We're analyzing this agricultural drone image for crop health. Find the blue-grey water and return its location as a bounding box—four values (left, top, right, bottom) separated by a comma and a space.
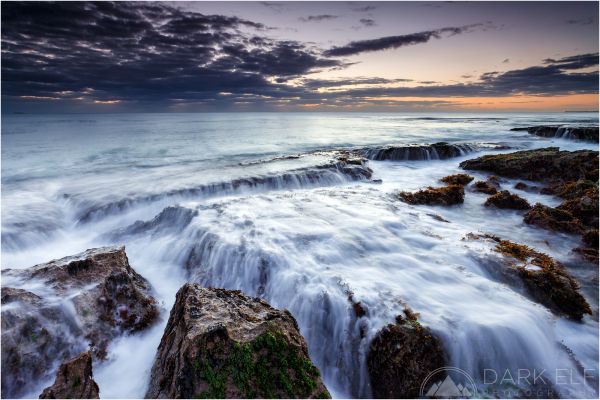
1, 112, 598, 398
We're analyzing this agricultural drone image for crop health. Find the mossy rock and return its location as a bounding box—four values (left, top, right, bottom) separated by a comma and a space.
146, 284, 329, 399
439, 173, 474, 186
484, 190, 531, 210
398, 185, 464, 206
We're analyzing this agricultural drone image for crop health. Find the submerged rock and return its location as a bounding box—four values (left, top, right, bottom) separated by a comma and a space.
439, 173, 474, 186
472, 176, 500, 195
474, 235, 592, 320
484, 190, 531, 210
367, 307, 446, 398
523, 203, 583, 234
514, 181, 539, 193
359, 142, 475, 161
511, 126, 599, 142
1, 246, 159, 398
460, 147, 598, 182
398, 185, 464, 206
145, 284, 329, 399
39, 351, 99, 399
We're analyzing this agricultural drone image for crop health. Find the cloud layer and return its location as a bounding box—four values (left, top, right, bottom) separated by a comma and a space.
1, 2, 598, 111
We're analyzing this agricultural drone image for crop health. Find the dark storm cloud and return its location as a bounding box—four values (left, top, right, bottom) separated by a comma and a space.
299, 15, 338, 22
323, 24, 483, 56
359, 18, 376, 27
323, 53, 599, 99
543, 53, 599, 70
351, 5, 376, 12
1, 2, 598, 112
1, 1, 342, 106
566, 17, 594, 25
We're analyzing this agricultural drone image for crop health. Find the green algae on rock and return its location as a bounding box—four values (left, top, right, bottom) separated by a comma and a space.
145, 284, 329, 399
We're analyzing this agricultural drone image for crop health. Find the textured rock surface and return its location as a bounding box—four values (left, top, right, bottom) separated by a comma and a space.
367, 308, 446, 399
469, 234, 592, 320
39, 351, 99, 399
398, 185, 464, 206
511, 126, 599, 142
472, 176, 501, 195
523, 203, 583, 234
484, 190, 531, 210
146, 283, 329, 399
1, 246, 159, 398
439, 173, 474, 186
460, 147, 598, 182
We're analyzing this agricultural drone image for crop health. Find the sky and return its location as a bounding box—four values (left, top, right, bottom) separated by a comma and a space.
1, 1, 599, 113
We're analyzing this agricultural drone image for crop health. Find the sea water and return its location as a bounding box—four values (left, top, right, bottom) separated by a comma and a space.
1, 112, 598, 398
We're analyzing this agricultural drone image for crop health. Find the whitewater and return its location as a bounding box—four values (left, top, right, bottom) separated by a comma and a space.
1, 112, 598, 398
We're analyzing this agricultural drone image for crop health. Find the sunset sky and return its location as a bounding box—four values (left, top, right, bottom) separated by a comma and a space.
2, 1, 598, 113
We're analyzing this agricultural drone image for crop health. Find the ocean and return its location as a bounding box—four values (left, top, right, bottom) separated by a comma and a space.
1, 112, 598, 398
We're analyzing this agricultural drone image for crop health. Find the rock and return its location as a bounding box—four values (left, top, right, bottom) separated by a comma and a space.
1, 246, 159, 398
367, 307, 446, 398
358, 142, 476, 161
39, 351, 99, 399
510, 126, 599, 142
483, 236, 591, 320
398, 185, 464, 206
459, 147, 598, 182
523, 203, 583, 234
556, 185, 599, 229
145, 284, 329, 399
583, 229, 599, 249
514, 182, 539, 192
484, 190, 531, 210
472, 176, 500, 195
439, 173, 474, 186
573, 247, 599, 264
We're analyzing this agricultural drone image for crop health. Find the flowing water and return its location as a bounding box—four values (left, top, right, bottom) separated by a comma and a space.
1, 112, 598, 398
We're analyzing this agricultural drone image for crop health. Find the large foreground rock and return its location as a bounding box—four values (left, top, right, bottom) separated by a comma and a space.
1, 246, 159, 398
367, 308, 446, 398
145, 284, 329, 399
39, 351, 99, 399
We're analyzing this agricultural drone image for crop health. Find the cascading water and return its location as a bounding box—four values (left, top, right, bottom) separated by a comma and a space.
1, 112, 598, 399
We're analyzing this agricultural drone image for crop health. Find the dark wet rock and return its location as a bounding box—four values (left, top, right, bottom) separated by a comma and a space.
114, 206, 198, 237
583, 229, 599, 249
398, 185, 464, 206
514, 182, 540, 192
145, 284, 329, 399
573, 247, 599, 265
484, 190, 531, 210
367, 307, 446, 398
472, 176, 500, 195
1, 246, 159, 398
359, 142, 476, 161
470, 235, 592, 320
39, 351, 99, 399
427, 213, 450, 223
511, 126, 599, 142
460, 147, 598, 182
439, 173, 474, 186
523, 203, 583, 234
556, 185, 599, 229
574, 229, 600, 264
